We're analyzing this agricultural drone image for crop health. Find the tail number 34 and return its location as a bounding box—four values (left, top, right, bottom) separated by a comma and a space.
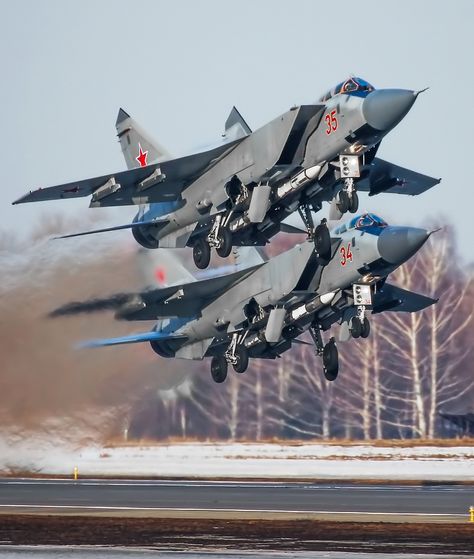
340, 243, 353, 266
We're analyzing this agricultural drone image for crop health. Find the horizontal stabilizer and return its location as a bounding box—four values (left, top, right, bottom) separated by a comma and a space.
50, 262, 262, 321
54, 219, 168, 240
279, 222, 307, 235
358, 158, 441, 197
373, 283, 437, 314
78, 330, 186, 349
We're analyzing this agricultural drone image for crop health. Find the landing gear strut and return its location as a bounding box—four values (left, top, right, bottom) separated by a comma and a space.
309, 325, 339, 381
210, 332, 251, 382
207, 213, 234, 260
225, 332, 250, 373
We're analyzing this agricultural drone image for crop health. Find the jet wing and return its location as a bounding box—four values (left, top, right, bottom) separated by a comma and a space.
50, 264, 262, 321
357, 158, 441, 197
372, 283, 437, 314
13, 140, 242, 208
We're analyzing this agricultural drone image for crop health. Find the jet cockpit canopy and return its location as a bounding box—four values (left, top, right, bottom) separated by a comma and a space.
333, 213, 388, 235
319, 77, 375, 102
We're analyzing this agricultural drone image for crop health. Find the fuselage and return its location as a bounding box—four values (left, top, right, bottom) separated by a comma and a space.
154, 214, 429, 360
136, 78, 419, 250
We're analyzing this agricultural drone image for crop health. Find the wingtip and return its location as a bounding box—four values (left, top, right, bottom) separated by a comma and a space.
116, 107, 131, 125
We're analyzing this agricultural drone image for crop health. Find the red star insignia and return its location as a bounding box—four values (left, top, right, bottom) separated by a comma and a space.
154, 267, 166, 284
136, 144, 148, 167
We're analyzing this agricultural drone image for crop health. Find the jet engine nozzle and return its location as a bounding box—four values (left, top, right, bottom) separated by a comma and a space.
362, 89, 417, 131
377, 226, 429, 265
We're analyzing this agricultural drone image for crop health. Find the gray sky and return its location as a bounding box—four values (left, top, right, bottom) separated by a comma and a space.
2, 0, 473, 257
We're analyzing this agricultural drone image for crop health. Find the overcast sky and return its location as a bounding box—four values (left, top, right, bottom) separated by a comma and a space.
2, 0, 473, 258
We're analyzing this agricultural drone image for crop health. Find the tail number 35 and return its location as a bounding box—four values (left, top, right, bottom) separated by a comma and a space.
325, 110, 338, 135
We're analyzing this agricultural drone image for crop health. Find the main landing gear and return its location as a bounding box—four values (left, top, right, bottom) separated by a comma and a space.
210, 332, 250, 382
298, 205, 331, 263
193, 214, 234, 269
309, 325, 339, 381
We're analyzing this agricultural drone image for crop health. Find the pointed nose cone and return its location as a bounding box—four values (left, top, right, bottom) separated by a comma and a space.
363, 89, 418, 131
378, 226, 430, 265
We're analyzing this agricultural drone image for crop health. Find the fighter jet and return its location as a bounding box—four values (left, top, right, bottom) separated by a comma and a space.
50, 211, 437, 382
14, 77, 440, 269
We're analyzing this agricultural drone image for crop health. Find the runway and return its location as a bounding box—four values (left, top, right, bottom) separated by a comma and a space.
0, 479, 472, 521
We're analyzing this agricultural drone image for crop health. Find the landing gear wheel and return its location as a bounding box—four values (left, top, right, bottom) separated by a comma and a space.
323, 338, 339, 381
336, 190, 350, 214
233, 345, 249, 374
349, 192, 359, 214
193, 238, 211, 269
211, 356, 228, 383
216, 227, 233, 258
350, 316, 362, 339
360, 318, 371, 339
314, 223, 331, 261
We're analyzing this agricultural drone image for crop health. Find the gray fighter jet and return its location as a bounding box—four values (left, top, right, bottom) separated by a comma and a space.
14, 77, 440, 269
51, 211, 437, 382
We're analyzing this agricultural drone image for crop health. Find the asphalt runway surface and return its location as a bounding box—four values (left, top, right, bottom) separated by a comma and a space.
0, 549, 465, 559
0, 479, 472, 520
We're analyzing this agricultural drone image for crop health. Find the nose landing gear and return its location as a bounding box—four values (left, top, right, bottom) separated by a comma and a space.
336, 154, 361, 215
337, 178, 359, 215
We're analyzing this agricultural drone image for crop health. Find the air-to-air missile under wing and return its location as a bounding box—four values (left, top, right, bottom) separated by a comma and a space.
14, 77, 440, 269
50, 212, 437, 383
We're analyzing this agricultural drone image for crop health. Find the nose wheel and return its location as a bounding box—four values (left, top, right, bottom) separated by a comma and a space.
349, 315, 370, 339
337, 178, 359, 215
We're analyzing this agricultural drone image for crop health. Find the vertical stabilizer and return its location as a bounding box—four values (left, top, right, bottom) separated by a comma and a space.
116, 108, 171, 170
136, 249, 195, 288
224, 106, 252, 141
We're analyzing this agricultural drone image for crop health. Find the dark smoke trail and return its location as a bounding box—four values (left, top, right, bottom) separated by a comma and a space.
48, 293, 132, 317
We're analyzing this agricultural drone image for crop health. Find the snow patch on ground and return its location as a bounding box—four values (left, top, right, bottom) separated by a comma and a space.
0, 438, 473, 481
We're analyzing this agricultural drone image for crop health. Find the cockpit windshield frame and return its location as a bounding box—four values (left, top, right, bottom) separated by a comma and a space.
333, 213, 388, 235
319, 77, 375, 103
